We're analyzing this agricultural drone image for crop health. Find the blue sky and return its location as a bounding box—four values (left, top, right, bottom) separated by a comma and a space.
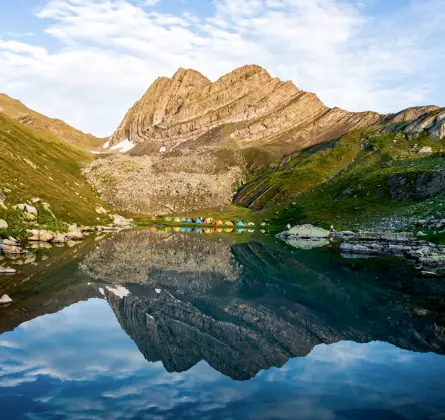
0, 0, 444, 136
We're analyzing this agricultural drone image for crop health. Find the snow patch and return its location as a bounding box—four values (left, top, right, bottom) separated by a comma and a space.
106, 285, 130, 298
110, 139, 135, 153
103, 140, 110, 149
159, 146, 166, 153
90, 151, 105, 155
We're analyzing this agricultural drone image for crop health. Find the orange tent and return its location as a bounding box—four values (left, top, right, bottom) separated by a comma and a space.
151, 216, 156, 221
225, 221, 234, 226
213, 220, 224, 226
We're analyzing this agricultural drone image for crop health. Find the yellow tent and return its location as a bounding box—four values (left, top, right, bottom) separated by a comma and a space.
174, 217, 181, 223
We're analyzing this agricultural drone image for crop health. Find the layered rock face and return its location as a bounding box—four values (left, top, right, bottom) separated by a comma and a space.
88, 65, 383, 214
110, 65, 381, 158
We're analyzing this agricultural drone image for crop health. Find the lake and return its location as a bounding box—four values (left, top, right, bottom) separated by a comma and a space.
1, 229, 445, 419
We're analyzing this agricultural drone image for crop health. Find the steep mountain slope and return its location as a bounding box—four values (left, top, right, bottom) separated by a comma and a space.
0, 114, 111, 228
242, 109, 445, 229
0, 93, 103, 151
87, 65, 384, 215
111, 65, 381, 163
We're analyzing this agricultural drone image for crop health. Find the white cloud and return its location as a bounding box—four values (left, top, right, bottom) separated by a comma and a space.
0, 0, 444, 136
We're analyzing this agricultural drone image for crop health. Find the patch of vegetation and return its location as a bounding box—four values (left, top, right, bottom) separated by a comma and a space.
0, 114, 111, 226
252, 131, 445, 230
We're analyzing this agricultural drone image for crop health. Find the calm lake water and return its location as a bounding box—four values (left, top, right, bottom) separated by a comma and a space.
1, 229, 445, 419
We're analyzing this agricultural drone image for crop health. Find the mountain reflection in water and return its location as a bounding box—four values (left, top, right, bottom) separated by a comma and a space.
1, 229, 445, 419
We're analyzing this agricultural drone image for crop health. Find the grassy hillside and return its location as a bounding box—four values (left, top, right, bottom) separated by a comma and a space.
0, 93, 104, 151
236, 128, 445, 230
0, 114, 111, 231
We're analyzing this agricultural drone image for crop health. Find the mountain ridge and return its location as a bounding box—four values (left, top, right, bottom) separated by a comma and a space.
0, 93, 103, 152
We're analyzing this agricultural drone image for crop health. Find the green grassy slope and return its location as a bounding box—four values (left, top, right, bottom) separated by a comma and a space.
236, 128, 445, 230
0, 93, 104, 151
0, 114, 111, 229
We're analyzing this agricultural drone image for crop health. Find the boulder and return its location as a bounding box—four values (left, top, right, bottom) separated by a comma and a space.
0, 219, 8, 229
67, 231, 84, 240
418, 146, 433, 154
0, 245, 23, 254
52, 234, 67, 243
95, 205, 108, 214
340, 243, 375, 254
279, 224, 329, 239
68, 224, 78, 232
0, 294, 13, 304
31, 197, 41, 203
17, 203, 37, 215
39, 231, 54, 242
112, 214, 133, 228
284, 238, 329, 250
0, 267, 16, 274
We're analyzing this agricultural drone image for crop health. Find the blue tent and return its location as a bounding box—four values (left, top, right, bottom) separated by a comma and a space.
236, 221, 244, 227
181, 217, 187, 222
196, 218, 203, 224
187, 218, 193, 223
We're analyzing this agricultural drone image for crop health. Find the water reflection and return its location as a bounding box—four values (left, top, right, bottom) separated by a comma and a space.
1, 229, 445, 419
79, 230, 445, 380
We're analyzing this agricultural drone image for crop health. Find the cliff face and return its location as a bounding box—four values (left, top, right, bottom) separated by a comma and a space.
110, 65, 381, 159
86, 65, 384, 214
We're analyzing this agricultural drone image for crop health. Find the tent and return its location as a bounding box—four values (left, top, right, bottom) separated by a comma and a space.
204, 218, 213, 224
247, 222, 255, 226
165, 217, 172, 221
260, 222, 267, 227
196, 218, 203, 224
213, 220, 223, 226
225, 221, 234, 226
181, 217, 187, 222
151, 216, 156, 221
187, 218, 193, 223
236, 221, 244, 227
174, 217, 181, 223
